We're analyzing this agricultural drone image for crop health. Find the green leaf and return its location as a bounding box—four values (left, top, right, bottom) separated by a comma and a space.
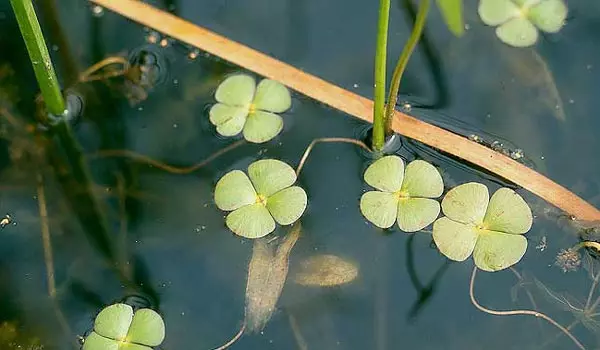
209, 103, 248, 137
401, 160, 444, 198
248, 159, 296, 197
214, 170, 257, 211
436, 0, 464, 36
94, 304, 133, 341
397, 198, 440, 232
126, 309, 165, 347
120, 343, 153, 350
496, 17, 539, 47
473, 230, 527, 271
226, 203, 276, 239
528, 0, 567, 33
253, 79, 292, 113
83, 332, 119, 350
441, 182, 489, 225
266, 186, 308, 225
360, 191, 398, 229
363, 155, 404, 193
432, 216, 478, 261
483, 187, 532, 234
243, 110, 284, 143
215, 74, 256, 106
478, 0, 520, 26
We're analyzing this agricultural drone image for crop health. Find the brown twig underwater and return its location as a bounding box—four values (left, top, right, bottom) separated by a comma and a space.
210, 320, 246, 350
295, 137, 371, 176
89, 140, 246, 174
469, 267, 585, 350
79, 56, 129, 82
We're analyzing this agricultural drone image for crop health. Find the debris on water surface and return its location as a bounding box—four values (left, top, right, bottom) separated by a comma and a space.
244, 223, 301, 333
555, 248, 581, 273
0, 215, 11, 228
294, 254, 359, 287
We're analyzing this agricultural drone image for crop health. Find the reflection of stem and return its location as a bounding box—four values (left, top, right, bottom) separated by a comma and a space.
210, 320, 246, 350
89, 140, 246, 174
79, 56, 129, 83
509, 267, 543, 334
537, 319, 580, 350
295, 137, 370, 176
116, 173, 131, 279
36, 173, 56, 297
585, 267, 600, 310
288, 312, 309, 350
469, 267, 584, 350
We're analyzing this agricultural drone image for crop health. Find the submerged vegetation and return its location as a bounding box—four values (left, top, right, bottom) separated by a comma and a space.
1, 0, 598, 348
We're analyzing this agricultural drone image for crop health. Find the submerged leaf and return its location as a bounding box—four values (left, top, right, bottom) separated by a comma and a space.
253, 79, 292, 113
245, 223, 301, 333
294, 254, 359, 287
436, 0, 465, 36
363, 155, 404, 192
94, 304, 133, 341
215, 74, 256, 106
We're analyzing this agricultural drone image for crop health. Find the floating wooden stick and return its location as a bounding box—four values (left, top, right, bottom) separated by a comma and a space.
89, 0, 600, 222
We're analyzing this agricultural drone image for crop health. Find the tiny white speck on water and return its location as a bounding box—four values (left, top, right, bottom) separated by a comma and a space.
52, 45, 59, 52
464, 24, 470, 30
173, 123, 178, 128
353, 83, 359, 88
91, 5, 104, 17
541, 156, 545, 160
138, 107, 143, 111
568, 99, 574, 104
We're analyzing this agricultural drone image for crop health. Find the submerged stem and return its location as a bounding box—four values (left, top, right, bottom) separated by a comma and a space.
384, 0, 430, 133
469, 267, 584, 350
372, 0, 391, 152
9, 0, 66, 116
295, 137, 371, 176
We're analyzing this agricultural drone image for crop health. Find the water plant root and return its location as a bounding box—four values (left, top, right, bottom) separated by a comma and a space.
296, 137, 370, 176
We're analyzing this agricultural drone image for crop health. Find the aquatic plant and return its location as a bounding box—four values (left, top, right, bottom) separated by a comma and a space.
214, 159, 307, 238
83, 303, 165, 350
433, 183, 533, 271
478, 0, 568, 47
294, 254, 359, 287
360, 156, 443, 232
209, 74, 292, 143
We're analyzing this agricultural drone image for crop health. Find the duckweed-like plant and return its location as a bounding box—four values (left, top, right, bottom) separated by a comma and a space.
433, 183, 533, 271
214, 159, 307, 238
478, 0, 568, 47
360, 156, 444, 232
83, 303, 165, 350
209, 74, 292, 143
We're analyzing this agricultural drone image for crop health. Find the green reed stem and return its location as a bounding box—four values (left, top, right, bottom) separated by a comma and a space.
384, 0, 430, 133
372, 0, 391, 152
10, 0, 66, 116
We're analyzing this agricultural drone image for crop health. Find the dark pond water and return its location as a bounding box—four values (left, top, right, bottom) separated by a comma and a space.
1, 0, 599, 349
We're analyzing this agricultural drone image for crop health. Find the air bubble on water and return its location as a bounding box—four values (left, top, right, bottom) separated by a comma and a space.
91, 5, 104, 17
464, 24, 470, 31
353, 83, 358, 88
159, 38, 171, 48
401, 102, 412, 112
188, 49, 200, 60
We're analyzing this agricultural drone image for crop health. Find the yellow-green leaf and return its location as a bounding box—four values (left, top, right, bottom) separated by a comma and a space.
94, 304, 133, 341
214, 170, 257, 211
245, 224, 301, 332
496, 17, 538, 48
473, 230, 527, 271
397, 198, 440, 232
441, 182, 489, 225
294, 254, 359, 287
126, 309, 165, 347
243, 110, 283, 143
363, 155, 404, 192
226, 204, 275, 239
248, 159, 296, 197
83, 332, 120, 350
253, 79, 292, 113
528, 0, 567, 33
436, 0, 464, 37
267, 186, 307, 225
215, 74, 256, 106
360, 191, 398, 229
401, 160, 444, 198
209, 103, 248, 137
478, 0, 520, 26
483, 187, 532, 234
432, 216, 478, 261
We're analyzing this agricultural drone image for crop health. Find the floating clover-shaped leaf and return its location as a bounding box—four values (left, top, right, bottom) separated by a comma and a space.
432, 182, 533, 272
478, 0, 567, 47
209, 74, 292, 143
360, 156, 444, 232
214, 159, 307, 238
83, 304, 165, 350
